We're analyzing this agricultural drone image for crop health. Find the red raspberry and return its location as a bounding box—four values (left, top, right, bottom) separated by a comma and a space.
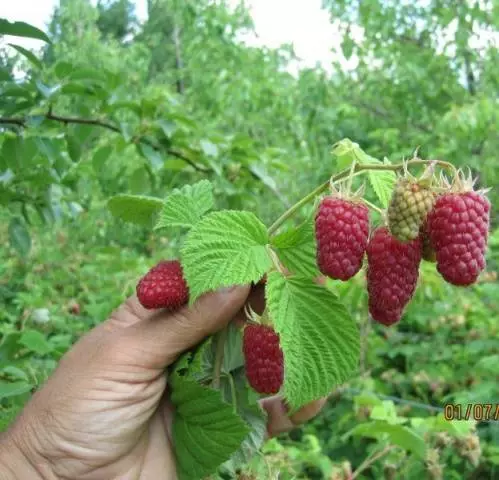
427, 192, 490, 286
367, 227, 421, 326
315, 197, 370, 281
136, 260, 189, 310
243, 324, 283, 395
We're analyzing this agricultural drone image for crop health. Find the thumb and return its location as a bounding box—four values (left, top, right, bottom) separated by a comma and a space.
111, 285, 251, 369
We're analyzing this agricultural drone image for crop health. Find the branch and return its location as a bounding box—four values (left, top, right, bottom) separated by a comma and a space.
352, 445, 398, 479
0, 112, 210, 172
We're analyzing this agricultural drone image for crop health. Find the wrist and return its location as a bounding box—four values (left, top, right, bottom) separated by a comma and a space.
0, 423, 55, 480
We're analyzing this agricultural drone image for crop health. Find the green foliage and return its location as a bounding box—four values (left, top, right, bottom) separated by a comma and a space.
266, 272, 359, 410
1, 2, 498, 479
181, 211, 272, 302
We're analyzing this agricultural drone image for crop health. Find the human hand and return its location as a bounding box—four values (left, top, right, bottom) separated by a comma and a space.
0, 284, 326, 480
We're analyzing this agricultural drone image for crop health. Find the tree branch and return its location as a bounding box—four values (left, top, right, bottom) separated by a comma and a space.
0, 112, 210, 172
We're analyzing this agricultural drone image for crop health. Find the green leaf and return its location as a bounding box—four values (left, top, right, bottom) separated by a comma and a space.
0, 380, 32, 399
108, 194, 163, 226
137, 143, 163, 170
171, 374, 250, 480
272, 221, 319, 277
367, 165, 396, 208
92, 145, 113, 172
35, 80, 61, 98
1, 136, 24, 171
220, 373, 267, 474
8, 44, 42, 70
181, 211, 272, 303
0, 19, 50, 43
8, 217, 31, 256
19, 330, 53, 355
155, 180, 214, 231
345, 421, 426, 459
200, 139, 219, 157
66, 134, 82, 162
266, 272, 359, 410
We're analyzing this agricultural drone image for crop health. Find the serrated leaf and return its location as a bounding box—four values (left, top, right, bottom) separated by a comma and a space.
345, 421, 426, 458
108, 194, 163, 226
19, 330, 53, 355
0, 19, 50, 43
181, 211, 272, 303
8, 217, 31, 256
8, 43, 43, 69
272, 221, 319, 277
155, 180, 214, 230
171, 374, 250, 480
266, 272, 359, 410
367, 168, 396, 208
220, 373, 267, 474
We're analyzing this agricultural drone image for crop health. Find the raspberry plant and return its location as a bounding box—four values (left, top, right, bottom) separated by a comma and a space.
108, 139, 491, 480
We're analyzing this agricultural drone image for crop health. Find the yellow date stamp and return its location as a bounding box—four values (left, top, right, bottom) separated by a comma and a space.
444, 403, 499, 421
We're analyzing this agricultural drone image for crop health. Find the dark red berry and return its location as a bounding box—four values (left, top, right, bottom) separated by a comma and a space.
315, 197, 370, 281
367, 227, 421, 326
427, 192, 490, 286
243, 324, 283, 395
136, 260, 189, 310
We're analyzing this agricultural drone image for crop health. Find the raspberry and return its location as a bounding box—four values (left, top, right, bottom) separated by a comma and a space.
388, 178, 435, 242
243, 324, 283, 394
427, 191, 490, 286
315, 196, 370, 281
367, 227, 421, 326
136, 260, 189, 310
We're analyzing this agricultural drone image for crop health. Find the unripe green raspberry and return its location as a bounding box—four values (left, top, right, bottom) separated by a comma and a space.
388, 178, 435, 242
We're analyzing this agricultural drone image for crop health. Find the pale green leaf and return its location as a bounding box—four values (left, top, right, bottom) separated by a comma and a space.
171, 374, 250, 480
154, 180, 214, 230
108, 194, 163, 226
0, 19, 50, 43
0, 381, 32, 399
266, 272, 359, 410
200, 139, 219, 157
8, 43, 42, 69
19, 330, 53, 355
181, 211, 272, 303
345, 421, 426, 458
367, 167, 396, 208
271, 221, 319, 277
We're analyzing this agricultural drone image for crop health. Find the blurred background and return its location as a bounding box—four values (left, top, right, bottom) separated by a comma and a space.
1, 0, 498, 478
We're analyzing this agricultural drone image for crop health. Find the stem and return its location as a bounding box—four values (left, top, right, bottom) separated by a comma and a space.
267, 159, 456, 235
362, 198, 385, 216
352, 445, 397, 479
211, 327, 228, 389
225, 372, 238, 413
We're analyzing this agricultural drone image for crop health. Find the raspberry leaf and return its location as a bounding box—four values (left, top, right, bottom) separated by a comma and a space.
271, 221, 319, 277
181, 210, 272, 303
154, 179, 214, 230
170, 373, 251, 480
219, 372, 267, 475
266, 272, 360, 410
107, 194, 163, 226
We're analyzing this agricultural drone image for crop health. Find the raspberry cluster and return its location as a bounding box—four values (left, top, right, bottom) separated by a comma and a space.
313, 169, 490, 327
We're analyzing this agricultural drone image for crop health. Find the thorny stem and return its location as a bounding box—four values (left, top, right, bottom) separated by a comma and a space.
351, 445, 398, 479
267, 159, 456, 235
212, 327, 229, 389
